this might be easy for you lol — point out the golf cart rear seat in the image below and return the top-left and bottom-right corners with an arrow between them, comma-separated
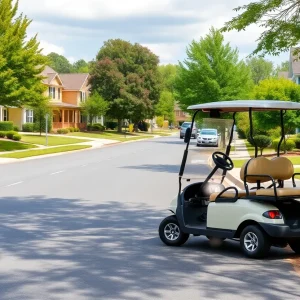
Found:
240,156 -> 300,198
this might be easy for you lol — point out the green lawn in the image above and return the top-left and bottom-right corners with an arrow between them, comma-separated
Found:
0,140 -> 37,152
0,145 -> 91,159
68,131 -> 154,142
20,134 -> 90,146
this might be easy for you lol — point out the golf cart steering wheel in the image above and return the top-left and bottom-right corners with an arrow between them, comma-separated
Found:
212,151 -> 234,171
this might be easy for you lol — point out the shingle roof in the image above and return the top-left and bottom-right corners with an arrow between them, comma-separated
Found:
59,73 -> 89,90
40,65 -> 64,86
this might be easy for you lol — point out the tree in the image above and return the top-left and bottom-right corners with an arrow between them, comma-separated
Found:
221,0 -> 300,56
158,64 -> 178,92
89,39 -> 161,132
174,27 -> 253,111
0,0 -> 47,107
47,52 -> 73,73
73,59 -> 89,73
246,57 -> 274,84
32,99 -> 52,136
155,91 -> 175,123
251,78 -> 300,133
274,60 -> 290,77
81,93 -> 108,124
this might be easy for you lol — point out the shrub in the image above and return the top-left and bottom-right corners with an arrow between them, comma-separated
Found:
156,116 -> 164,128
12,133 -> 21,141
0,131 -> 6,138
68,127 -> 75,132
57,128 -> 69,134
272,138 -> 295,152
13,125 -> 19,132
105,121 -> 118,130
22,123 -> 34,132
0,121 -> 13,131
87,123 -> 105,132
252,135 -> 272,155
6,131 -> 17,139
268,127 -> 281,139
74,127 -> 80,132
295,138 -> 300,149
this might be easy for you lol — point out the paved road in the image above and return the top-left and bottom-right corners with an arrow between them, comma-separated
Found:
0,135 -> 299,300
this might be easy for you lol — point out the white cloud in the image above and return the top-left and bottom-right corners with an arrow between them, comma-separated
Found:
39,40 -> 65,55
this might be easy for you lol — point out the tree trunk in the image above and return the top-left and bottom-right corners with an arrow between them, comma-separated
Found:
117,119 -> 122,133
134,123 -> 139,132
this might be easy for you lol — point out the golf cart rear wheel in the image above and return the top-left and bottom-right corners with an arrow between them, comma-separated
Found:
159,215 -> 189,246
288,240 -> 300,254
240,225 -> 271,258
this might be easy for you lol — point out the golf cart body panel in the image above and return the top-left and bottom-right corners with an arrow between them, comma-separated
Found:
159,99 -> 300,258
207,200 -> 284,230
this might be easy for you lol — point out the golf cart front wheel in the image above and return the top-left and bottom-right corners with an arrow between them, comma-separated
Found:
159,215 -> 189,246
240,225 -> 271,258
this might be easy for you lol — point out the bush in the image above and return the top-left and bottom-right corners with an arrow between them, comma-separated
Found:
156,116 -> 164,128
105,121 -> 118,130
74,127 -> 80,132
0,131 -> 6,138
87,123 -> 105,132
0,121 -> 13,131
13,125 -> 19,132
12,133 -> 21,141
68,127 -> 75,132
22,123 -> 34,132
295,138 -> 300,149
6,131 -> 17,139
272,138 -> 295,152
268,127 -> 281,139
251,135 -> 272,155
57,128 -> 69,134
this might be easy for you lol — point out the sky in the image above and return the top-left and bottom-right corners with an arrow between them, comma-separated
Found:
19,0 -> 289,66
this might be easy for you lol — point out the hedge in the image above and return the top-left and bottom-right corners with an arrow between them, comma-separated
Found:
272,138 -> 295,152
57,128 -> 69,134
22,123 -> 35,132
6,131 -> 18,140
87,123 -> 105,132
0,121 -> 13,131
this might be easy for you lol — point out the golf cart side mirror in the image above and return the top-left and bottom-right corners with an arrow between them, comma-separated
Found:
184,127 -> 191,143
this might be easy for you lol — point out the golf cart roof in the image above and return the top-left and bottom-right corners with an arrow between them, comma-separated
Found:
187,100 -> 300,112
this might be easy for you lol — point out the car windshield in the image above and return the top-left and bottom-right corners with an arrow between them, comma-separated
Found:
181,123 -> 191,128
200,130 -> 217,135
181,118 -> 234,188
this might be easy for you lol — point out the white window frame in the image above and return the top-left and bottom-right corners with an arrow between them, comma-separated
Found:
49,87 -> 56,99
26,109 -> 34,123
3,108 -> 8,121
80,91 -> 86,102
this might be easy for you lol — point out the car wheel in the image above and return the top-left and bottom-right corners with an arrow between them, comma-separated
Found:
288,240 -> 300,254
240,225 -> 271,258
196,143 -> 200,147
159,215 -> 189,246
180,136 -> 183,139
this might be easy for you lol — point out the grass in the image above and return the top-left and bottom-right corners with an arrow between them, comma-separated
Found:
20,134 -> 90,146
68,131 -> 154,142
0,145 -> 91,159
0,140 -> 37,152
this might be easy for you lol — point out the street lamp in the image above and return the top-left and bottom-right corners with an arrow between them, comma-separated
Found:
45,113 -> 49,146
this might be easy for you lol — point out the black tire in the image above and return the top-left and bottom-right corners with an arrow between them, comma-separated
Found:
159,215 -> 189,246
240,225 -> 271,258
289,240 -> 300,254
180,136 -> 183,139
196,143 -> 200,147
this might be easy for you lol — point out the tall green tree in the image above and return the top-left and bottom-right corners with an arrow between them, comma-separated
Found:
47,52 -> 73,73
252,78 -> 300,133
174,27 -> 253,110
274,60 -> 290,77
73,59 -> 89,73
89,39 -> 161,132
246,57 -> 274,84
81,93 -> 108,124
155,91 -> 175,123
158,64 -> 178,92
0,0 -> 47,107
221,0 -> 300,56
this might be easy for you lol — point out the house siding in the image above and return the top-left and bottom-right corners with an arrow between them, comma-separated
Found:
62,91 -> 78,106
8,108 -> 23,129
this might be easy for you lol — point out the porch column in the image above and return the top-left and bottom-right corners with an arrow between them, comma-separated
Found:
61,109 -> 65,128
0,106 -> 2,121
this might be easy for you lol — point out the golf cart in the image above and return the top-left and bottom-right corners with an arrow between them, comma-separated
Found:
159,100 -> 300,258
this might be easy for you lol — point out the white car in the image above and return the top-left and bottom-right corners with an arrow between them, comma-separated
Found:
197,128 -> 219,147
158,100 -> 300,259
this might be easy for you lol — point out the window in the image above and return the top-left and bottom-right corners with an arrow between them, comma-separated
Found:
26,110 -> 33,123
80,91 -> 86,102
58,88 -> 61,100
49,87 -> 56,99
3,108 -> 8,121
176,111 -> 180,116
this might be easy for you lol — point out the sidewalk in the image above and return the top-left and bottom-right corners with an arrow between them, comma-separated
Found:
230,139 -> 250,159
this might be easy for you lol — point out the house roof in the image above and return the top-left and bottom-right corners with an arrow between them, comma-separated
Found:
290,47 -> 300,75
59,73 -> 89,90
41,66 -> 64,86
278,71 -> 289,79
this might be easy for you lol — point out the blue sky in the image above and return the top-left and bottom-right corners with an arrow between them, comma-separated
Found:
20,0 -> 289,66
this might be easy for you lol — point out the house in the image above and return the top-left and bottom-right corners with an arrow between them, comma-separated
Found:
0,66 -> 90,131
285,47 -> 300,83
174,102 -> 190,125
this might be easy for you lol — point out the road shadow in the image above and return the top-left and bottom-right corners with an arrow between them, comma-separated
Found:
0,196 -> 299,299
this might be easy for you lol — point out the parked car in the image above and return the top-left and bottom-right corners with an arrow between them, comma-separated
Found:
180,122 -> 197,139
197,128 -> 219,147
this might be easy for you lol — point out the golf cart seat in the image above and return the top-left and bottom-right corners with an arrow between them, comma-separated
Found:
241,156 -> 300,198
209,189 -> 256,202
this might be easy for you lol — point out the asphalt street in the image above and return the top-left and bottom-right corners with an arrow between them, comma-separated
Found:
0,135 -> 299,300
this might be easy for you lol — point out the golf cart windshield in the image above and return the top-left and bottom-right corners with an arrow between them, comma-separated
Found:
181,118 -> 234,188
